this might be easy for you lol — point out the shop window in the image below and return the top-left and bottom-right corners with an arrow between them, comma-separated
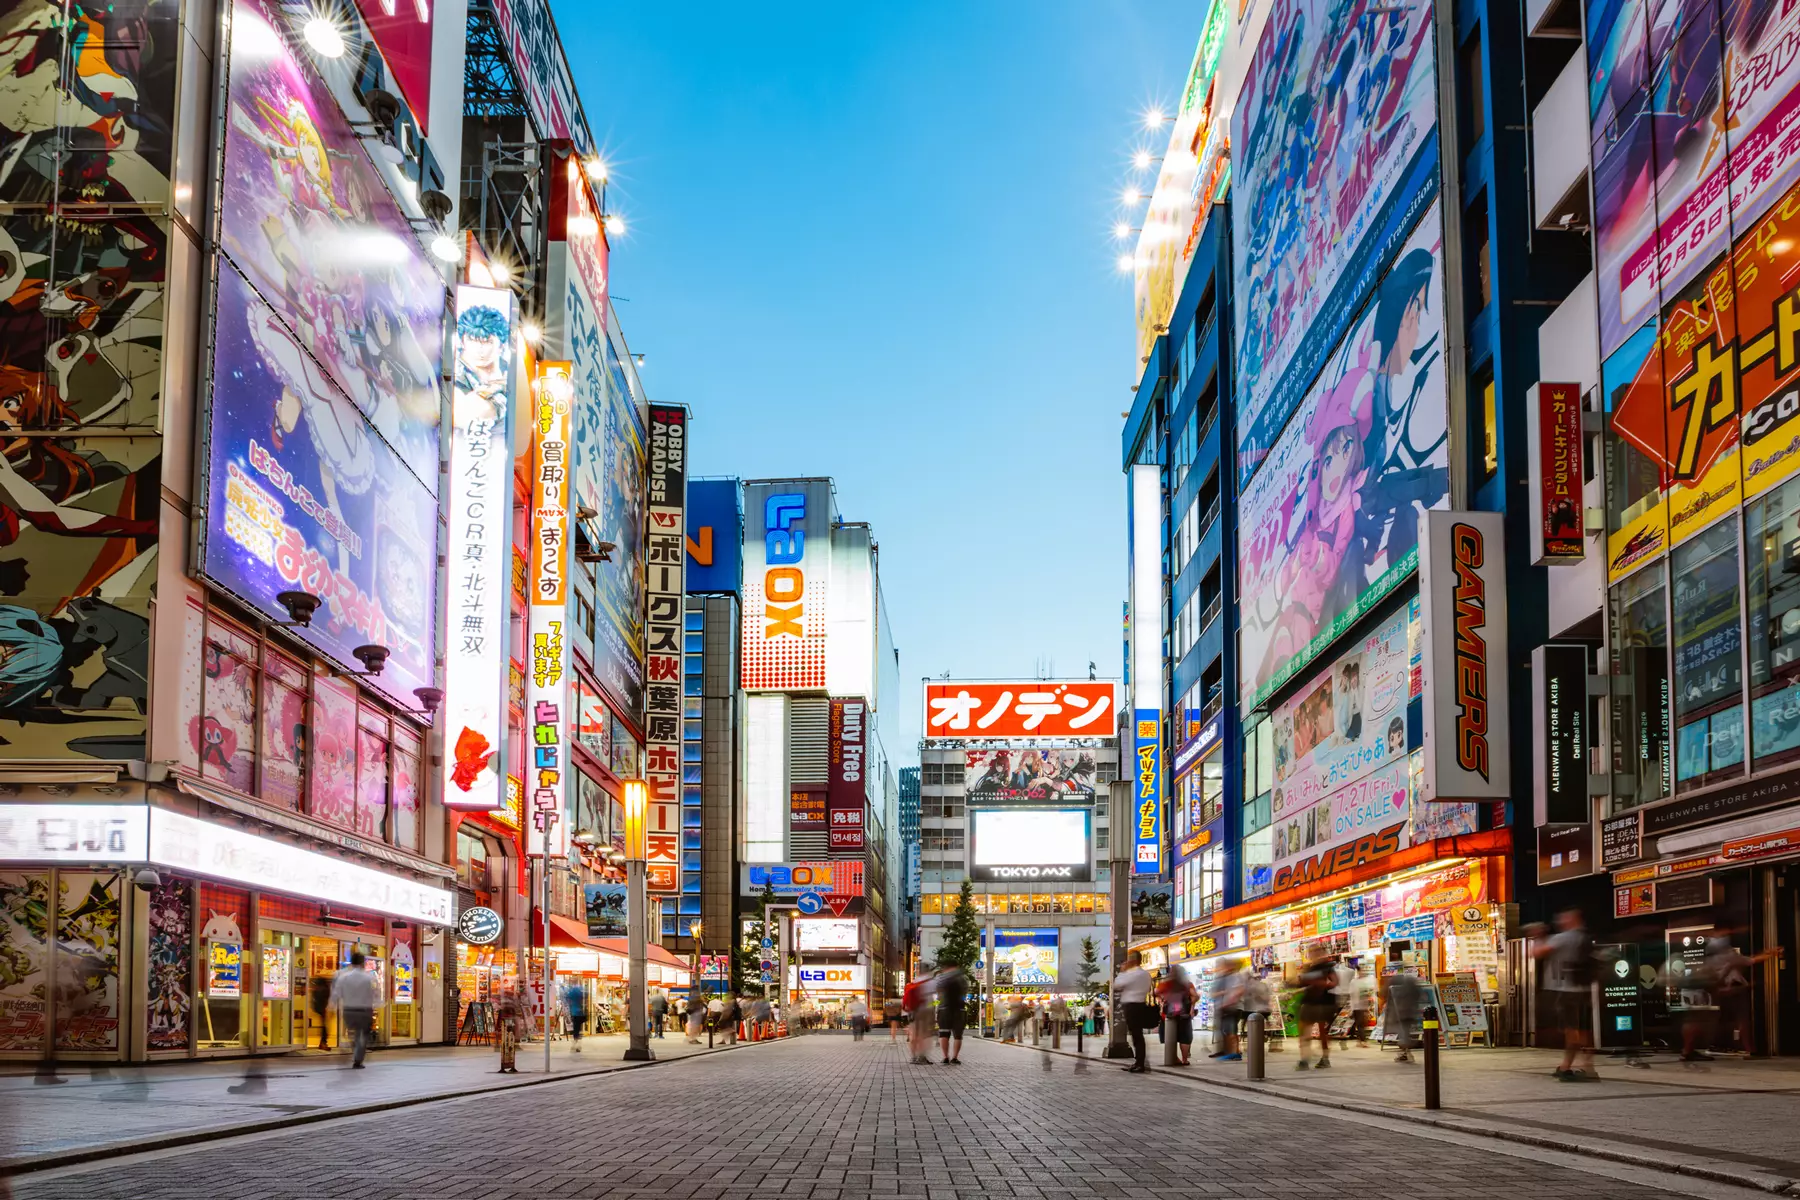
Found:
1094,893 -> 1109,914
1479,374 -> 1498,483
197,882 -> 252,1049
307,673 -> 358,829
198,620 -> 258,793
1748,476 -> 1800,769
1671,522 -> 1744,790
1052,892 -> 1073,914
922,893 -> 941,915
457,828 -> 490,892
1075,893 -> 1095,914
146,874 -> 194,1051
1611,564 -> 1672,809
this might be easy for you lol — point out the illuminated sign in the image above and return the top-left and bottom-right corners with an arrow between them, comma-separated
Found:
924,681 -> 1118,739
1134,712 -> 1163,875
742,861 -> 865,896
1172,711 -> 1225,778
790,964 -> 868,991
829,698 -> 867,851
794,918 -> 860,952
1534,644 -> 1589,826
1418,510 -> 1511,802
1532,383 -> 1585,563
526,362 -> 574,858
644,405 -> 689,894
742,481 -> 830,690
444,284 -> 518,810
1270,821 -> 1406,894
970,808 -> 1091,883
0,804 -> 149,862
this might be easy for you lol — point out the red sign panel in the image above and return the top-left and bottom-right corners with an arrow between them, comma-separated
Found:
828,698 -> 866,852
352,0 -> 434,134
1536,382 -> 1584,562
923,681 -> 1119,739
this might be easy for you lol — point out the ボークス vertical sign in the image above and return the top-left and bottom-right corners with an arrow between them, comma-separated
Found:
643,405 -> 689,894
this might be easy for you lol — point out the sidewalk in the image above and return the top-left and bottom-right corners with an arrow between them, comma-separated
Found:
1015,1033 -> 1800,1193
0,1031 -> 755,1173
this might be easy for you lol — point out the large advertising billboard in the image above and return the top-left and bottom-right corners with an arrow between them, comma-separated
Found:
969,808 -> 1092,882
828,697 -> 867,852
686,479 -> 743,593
964,748 -> 1097,800
1604,172 -> 1800,580
1237,206 -> 1449,708
1230,0 -> 1440,483
923,681 -> 1118,739
1589,0 -> 1800,359
742,480 -> 833,690
488,0 -> 595,155
644,405 -> 689,894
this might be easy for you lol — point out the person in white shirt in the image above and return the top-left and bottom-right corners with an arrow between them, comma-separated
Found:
329,952 -> 380,1069
1111,951 -> 1155,1073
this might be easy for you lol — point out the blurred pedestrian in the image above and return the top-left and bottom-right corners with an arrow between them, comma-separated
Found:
1088,996 -> 1107,1037
1003,996 -> 1027,1042
1350,964 -> 1374,1047
1113,950 -> 1155,1073
308,973 -> 333,1050
707,992 -> 725,1035
496,978 -> 523,1073
1049,995 -> 1072,1038
937,964 -> 970,1064
686,995 -> 705,1043
903,969 -> 936,1063
848,997 -> 870,1041
649,990 -> 668,1040
565,982 -> 588,1052
330,951 -> 379,1069
1163,962 -> 1199,1065
1385,968 -> 1422,1063
1531,908 -> 1599,1081
1333,957 -> 1356,1049
752,995 -> 773,1040
884,995 -> 903,1041
1295,952 -> 1337,1069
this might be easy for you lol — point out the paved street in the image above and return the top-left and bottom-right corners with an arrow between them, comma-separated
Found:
6,1034 -> 1761,1200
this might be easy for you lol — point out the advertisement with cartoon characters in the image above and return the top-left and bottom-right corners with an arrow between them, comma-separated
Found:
1231,0 -> 1440,483
1237,207 -> 1448,709
963,748 -> 1097,800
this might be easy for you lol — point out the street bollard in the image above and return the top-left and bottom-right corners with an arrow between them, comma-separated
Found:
1245,1012 -> 1265,1080
1162,1016 -> 1178,1065
1077,1023 -> 1084,1054
1051,1019 -> 1061,1050
708,1023 -> 714,1049
1422,1005 -> 1441,1110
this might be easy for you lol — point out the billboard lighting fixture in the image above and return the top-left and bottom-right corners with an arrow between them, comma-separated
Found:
487,259 -> 512,285
521,321 -> 542,346
1143,108 -> 1169,129
430,233 -> 460,263
604,212 -> 627,238
1113,222 -> 1135,240
1120,187 -> 1143,206
585,157 -> 609,183
302,15 -> 346,58
1116,253 -> 1134,273
1132,150 -> 1155,170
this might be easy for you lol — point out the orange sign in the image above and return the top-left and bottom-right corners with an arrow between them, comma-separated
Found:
923,681 -> 1119,739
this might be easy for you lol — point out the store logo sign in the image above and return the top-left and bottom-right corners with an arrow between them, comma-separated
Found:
457,906 -> 503,945
1271,822 -> 1405,893
763,492 -> 805,638
985,865 -> 1075,880
1449,522 -> 1492,780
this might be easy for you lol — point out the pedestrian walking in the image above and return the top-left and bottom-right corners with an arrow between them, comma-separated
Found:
706,993 -> 725,1037
1384,967 -> 1422,1063
1294,952 -> 1337,1069
720,995 -> 741,1044
1113,951 -> 1155,1073
1211,961 -> 1246,1060
1333,957 -> 1357,1049
1088,996 -> 1107,1037
1350,964 -> 1374,1047
848,997 -> 870,1041
936,964 -> 969,1064
1530,907 -> 1599,1081
1158,961 -> 1199,1065
685,995 -> 704,1043
751,995 -> 773,1041
884,995 -> 903,1041
903,969 -> 936,1062
307,973 -> 333,1050
565,982 -> 588,1052
329,951 -> 379,1069
496,979 -> 523,1073
649,990 -> 668,1039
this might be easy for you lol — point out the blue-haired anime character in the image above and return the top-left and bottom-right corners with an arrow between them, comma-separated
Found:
453,304 -> 513,428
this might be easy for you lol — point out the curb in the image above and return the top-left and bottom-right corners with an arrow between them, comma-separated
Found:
1001,1040 -> 1800,1196
0,1035 -> 784,1178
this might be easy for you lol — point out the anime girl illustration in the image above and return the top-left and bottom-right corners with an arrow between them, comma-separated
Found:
1356,248 -> 1446,566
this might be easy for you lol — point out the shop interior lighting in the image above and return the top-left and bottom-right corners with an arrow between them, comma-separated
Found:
302,15 -> 346,58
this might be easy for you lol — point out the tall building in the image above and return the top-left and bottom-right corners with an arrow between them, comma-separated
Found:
899,765 -> 921,949
916,680 -> 1121,999
1120,0 -> 1563,1043
1521,0 -> 1800,1054
737,479 -> 902,1008
0,0 -> 685,1061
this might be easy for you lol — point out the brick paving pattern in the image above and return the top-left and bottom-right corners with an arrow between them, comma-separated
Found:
9,1035 -> 1697,1199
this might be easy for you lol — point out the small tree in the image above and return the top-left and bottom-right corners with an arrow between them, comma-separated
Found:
734,881 -> 777,994
937,879 -> 981,971
1075,935 -> 1101,998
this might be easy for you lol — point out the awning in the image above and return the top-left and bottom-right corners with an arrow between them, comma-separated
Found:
529,913 -> 690,981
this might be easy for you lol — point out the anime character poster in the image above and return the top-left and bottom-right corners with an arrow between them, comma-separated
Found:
963,748 -> 1097,800
216,0 -> 444,490
0,870 -> 48,1050
145,875 -> 192,1051
202,267 -> 438,706
0,3 -> 168,761
1237,207 -> 1449,709
1590,0 -> 1800,358
1230,0 -> 1440,484
53,870 -> 120,1051
1269,599 -> 1416,824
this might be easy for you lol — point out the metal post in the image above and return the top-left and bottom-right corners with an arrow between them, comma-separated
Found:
1245,1012 -> 1265,1080
983,918 -> 996,1038
1077,1021 -> 1084,1054
1422,1005 -> 1441,1109
624,858 -> 653,1061
1162,1015 -> 1178,1065
1104,780 -> 1133,1059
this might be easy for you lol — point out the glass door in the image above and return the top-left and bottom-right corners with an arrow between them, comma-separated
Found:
303,937 -> 339,1050
258,930 -> 296,1048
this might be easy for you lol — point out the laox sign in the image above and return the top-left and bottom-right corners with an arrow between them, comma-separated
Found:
763,492 -> 806,639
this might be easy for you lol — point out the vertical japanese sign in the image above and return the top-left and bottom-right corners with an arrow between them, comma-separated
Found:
1532,383 -> 1586,564
1417,511 -> 1512,802
1129,463 -> 1164,876
1134,712 -> 1164,876
526,362 -> 574,857
643,405 -> 689,894
829,698 -> 867,853
443,285 -> 517,810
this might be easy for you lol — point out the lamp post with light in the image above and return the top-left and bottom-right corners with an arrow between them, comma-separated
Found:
622,780 -> 653,1061
689,919 -> 703,1004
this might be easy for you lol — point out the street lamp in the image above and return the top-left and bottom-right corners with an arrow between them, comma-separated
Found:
623,779 -> 654,1061
689,918 -> 703,1003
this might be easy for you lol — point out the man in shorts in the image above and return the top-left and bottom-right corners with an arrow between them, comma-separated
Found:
936,964 -> 969,1064
1532,908 -> 1598,1081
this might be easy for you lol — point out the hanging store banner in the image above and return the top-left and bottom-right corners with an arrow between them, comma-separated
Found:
643,405 -> 689,894
441,284 -> 518,810
1417,510 -> 1512,802
742,481 -> 832,690
1133,709 -> 1164,876
923,682 -> 1118,739
828,698 -> 868,852
525,362 -> 574,858
1531,382 -> 1586,564
1533,644 -> 1589,826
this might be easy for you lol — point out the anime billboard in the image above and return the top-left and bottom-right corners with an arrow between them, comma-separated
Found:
964,748 -> 1098,801
203,268 -> 438,705
0,1 -> 172,760
217,0 -> 445,494
1230,0 -> 1440,485
1589,0 -> 1800,358
1238,207 -> 1447,709
1604,173 -> 1800,579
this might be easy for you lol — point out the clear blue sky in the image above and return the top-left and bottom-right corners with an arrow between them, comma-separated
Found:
553,2 -> 1198,756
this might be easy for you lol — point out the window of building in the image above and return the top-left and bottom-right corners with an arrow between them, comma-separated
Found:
922,893 -> 942,915
1610,564 -> 1671,809
1672,521 -> 1744,790
457,828 -> 490,891
1096,762 -> 1117,785
1748,476 -> 1800,769
1480,375 -> 1498,481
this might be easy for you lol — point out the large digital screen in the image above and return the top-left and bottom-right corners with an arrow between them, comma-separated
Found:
794,918 -> 859,952
1237,206 -> 1448,709
969,808 -> 1091,882
1589,0 -> 1800,359
993,930 -> 1060,987
964,748 -> 1097,800
1231,0 -> 1440,485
